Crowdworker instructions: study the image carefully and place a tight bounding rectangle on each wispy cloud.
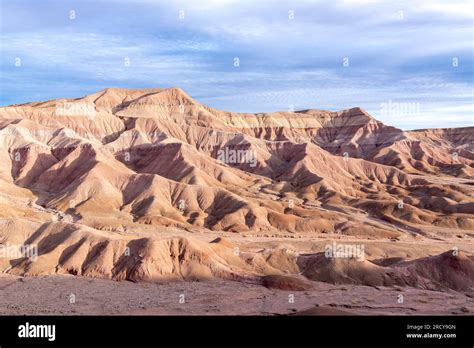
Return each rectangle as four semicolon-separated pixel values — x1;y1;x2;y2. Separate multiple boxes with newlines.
0;0;472;129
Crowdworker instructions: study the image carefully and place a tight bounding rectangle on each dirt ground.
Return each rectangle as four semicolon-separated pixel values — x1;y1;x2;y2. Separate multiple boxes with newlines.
0;274;472;316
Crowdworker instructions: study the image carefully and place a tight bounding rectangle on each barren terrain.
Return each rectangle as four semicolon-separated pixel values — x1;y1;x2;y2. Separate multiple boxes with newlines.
0;87;472;315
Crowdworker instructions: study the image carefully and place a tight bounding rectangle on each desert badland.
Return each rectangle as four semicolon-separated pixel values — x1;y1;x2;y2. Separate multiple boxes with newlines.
0;87;472;315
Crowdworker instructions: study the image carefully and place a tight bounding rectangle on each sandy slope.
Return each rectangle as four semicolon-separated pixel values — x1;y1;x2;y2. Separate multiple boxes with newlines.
0;87;472;314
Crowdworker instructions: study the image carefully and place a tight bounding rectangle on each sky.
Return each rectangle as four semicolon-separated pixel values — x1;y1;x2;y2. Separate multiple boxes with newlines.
0;0;473;129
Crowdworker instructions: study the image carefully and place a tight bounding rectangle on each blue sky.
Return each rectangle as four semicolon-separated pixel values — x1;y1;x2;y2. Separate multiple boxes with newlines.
0;0;473;129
